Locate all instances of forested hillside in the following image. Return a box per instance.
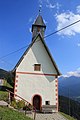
[59,95,80,120]
[0,68,14,87]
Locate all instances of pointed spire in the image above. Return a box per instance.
[32,10,46,40]
[32,5,46,27]
[33,15,46,27]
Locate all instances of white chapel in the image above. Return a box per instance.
[13,13,61,112]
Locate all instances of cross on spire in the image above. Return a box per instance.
[39,5,42,15]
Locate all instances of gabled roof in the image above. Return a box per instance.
[13,33,61,76]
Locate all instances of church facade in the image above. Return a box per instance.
[13,14,61,112]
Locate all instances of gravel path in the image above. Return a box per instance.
[26,112,68,120]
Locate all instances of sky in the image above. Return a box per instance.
[0,0,80,76]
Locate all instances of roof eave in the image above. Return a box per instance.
[37,34,61,76]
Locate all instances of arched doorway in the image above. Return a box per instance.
[33,95,42,111]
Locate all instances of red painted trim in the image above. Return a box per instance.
[16,75,18,78]
[14,89,17,92]
[15,80,18,82]
[55,84,57,87]
[56,98,58,100]
[55,79,58,82]
[55,93,58,96]
[55,78,58,112]
[56,79,58,112]
[15,85,17,87]
[16,71,57,76]
[55,89,58,91]
[14,73,18,97]
[15,80,18,83]
[14,79,16,96]
[56,102,58,112]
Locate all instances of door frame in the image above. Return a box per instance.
[32,94,42,111]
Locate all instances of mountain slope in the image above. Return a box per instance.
[58,76,80,102]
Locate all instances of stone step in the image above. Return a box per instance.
[0,100,8,106]
[42,105,57,113]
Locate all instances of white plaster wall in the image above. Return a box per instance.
[17,36,57,74]
[16,36,58,105]
[16,74,57,105]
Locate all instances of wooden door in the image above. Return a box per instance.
[33,95,41,111]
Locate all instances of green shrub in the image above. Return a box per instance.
[11,99,25,109]
[17,100,25,109]
[0,91,8,101]
[11,100,17,108]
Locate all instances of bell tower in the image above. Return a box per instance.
[32,11,46,40]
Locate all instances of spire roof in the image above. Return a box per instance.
[33,15,46,27]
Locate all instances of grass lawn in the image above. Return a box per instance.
[0,106,32,120]
[60,112,76,120]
